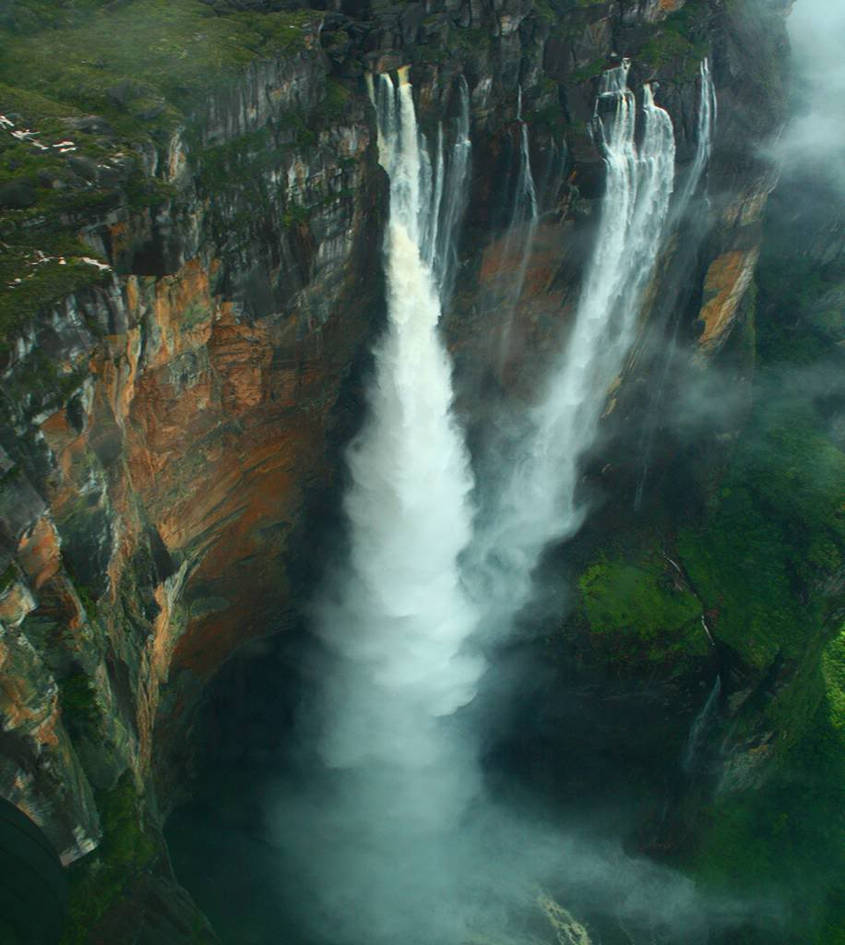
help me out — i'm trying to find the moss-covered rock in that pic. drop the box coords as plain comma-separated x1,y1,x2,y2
61,773,159,944
578,550,707,675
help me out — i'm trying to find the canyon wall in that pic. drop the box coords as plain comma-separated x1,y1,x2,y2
2,0,842,941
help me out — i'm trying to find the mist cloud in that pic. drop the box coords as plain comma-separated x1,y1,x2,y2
769,0,845,194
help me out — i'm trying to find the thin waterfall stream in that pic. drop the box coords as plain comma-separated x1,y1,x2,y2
497,85,540,371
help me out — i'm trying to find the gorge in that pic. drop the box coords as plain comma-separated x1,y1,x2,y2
0,0,843,943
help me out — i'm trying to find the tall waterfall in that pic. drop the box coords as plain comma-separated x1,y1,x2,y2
634,58,717,510
498,85,540,369
471,61,677,622
302,68,481,943
422,76,471,302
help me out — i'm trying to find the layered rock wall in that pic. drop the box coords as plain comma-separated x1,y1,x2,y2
0,0,803,938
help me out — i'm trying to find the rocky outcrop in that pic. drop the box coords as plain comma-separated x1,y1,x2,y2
0,16,384,931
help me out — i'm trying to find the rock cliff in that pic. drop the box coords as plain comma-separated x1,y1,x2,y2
2,0,841,942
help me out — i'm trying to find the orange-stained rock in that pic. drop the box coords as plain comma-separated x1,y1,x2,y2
17,517,63,591
696,249,759,355
0,581,36,627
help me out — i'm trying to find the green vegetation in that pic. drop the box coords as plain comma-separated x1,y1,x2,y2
671,156,845,939
0,1,316,120
692,628,845,942
61,773,159,945
0,242,112,348
636,0,710,77
0,0,320,342
678,410,845,673
59,671,102,736
569,57,606,85
578,551,706,672
0,562,17,594
73,582,101,623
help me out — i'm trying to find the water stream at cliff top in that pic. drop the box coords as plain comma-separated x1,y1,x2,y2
634,57,717,510
677,58,717,214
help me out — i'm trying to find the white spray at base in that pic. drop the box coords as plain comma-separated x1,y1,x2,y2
287,68,482,944
470,61,677,625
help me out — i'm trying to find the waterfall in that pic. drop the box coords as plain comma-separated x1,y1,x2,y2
682,675,722,772
322,65,480,783
677,57,717,212
471,61,677,623
300,68,480,943
498,85,541,369
515,85,539,220
431,75,471,301
256,64,750,945
634,57,717,510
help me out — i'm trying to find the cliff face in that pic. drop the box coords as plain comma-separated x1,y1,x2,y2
4,0,838,942
0,10,385,926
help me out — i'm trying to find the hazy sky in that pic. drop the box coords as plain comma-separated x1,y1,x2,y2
777,0,845,192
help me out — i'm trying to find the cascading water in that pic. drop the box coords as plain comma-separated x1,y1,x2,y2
425,75,471,302
633,58,717,510
682,675,722,773
283,68,482,944
515,85,540,221
677,58,717,212
319,66,480,774
471,61,677,624
497,85,541,370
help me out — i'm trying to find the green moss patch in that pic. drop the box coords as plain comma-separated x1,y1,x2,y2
692,626,845,942
0,1,317,121
636,0,710,77
578,551,706,673
58,671,102,738
678,412,845,672
61,773,159,945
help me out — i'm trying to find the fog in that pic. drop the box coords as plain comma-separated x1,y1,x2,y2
771,0,845,198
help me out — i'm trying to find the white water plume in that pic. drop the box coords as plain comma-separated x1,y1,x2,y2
318,66,480,776
286,68,482,943
471,62,677,624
